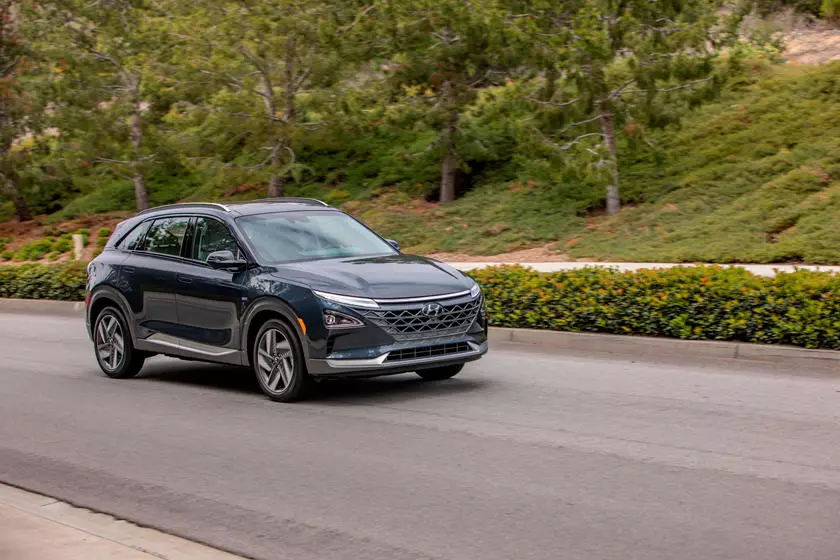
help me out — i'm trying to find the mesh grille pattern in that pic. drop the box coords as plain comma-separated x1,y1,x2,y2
385,342,472,362
360,299,480,341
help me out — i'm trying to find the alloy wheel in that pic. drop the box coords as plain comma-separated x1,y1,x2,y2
257,328,294,394
96,314,125,372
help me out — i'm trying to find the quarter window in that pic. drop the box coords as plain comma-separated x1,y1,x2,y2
117,221,150,251
191,217,239,262
141,217,190,257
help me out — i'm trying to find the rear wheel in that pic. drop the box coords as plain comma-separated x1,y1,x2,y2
93,307,145,379
252,319,310,402
416,363,464,381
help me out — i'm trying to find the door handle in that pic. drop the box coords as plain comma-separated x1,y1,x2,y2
123,266,136,274
176,273,193,284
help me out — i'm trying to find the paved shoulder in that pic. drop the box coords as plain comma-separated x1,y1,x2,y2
0,483,242,560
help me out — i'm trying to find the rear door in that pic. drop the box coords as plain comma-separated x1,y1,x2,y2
129,216,192,354
171,216,250,365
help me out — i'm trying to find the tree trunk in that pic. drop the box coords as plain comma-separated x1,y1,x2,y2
599,106,621,216
132,173,149,211
12,194,31,221
264,36,298,199
267,173,284,198
439,81,459,204
130,94,150,211
542,65,558,102
2,176,32,222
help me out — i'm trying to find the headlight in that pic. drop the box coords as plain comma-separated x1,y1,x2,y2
313,290,380,309
469,282,481,299
324,310,364,329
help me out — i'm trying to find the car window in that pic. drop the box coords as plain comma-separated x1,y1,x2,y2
192,217,239,262
141,217,190,257
236,211,396,263
117,221,150,251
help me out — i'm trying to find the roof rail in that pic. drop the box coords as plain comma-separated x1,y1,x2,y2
136,202,230,216
251,197,330,207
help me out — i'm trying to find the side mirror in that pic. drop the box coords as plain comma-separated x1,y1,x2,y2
206,250,248,272
386,239,400,251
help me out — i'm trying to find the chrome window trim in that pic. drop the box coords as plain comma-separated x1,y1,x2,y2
372,290,472,304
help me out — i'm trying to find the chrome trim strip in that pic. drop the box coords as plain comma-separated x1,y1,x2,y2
372,290,471,304
145,333,238,358
324,354,390,369
324,341,486,370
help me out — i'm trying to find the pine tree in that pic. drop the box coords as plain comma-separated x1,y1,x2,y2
165,0,373,198
0,1,33,220
520,0,723,215
36,0,172,211
375,0,519,203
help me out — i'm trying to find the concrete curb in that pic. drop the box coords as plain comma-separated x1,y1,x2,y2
0,298,85,316
3,298,838,368
490,328,840,368
0,482,243,559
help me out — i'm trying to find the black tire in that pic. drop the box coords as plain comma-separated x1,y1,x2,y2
93,306,145,379
416,363,464,381
252,319,310,402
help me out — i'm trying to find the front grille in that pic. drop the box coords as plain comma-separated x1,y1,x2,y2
360,298,480,341
385,342,472,362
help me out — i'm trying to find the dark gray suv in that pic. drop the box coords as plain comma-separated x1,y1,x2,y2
85,198,488,401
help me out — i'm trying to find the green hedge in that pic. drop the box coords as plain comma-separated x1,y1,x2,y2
3,262,840,350
0,263,87,301
472,265,840,350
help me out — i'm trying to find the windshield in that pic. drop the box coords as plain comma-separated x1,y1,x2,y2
237,211,397,263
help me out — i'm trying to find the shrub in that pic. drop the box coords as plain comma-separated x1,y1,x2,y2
97,228,112,249
15,238,55,261
4,263,840,351
822,0,840,19
0,263,87,301
471,265,840,350
52,234,73,254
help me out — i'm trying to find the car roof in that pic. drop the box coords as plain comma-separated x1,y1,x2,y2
135,198,335,219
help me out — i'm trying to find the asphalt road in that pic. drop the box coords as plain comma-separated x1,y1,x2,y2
2,313,840,560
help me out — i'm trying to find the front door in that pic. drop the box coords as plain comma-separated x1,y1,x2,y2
172,216,249,365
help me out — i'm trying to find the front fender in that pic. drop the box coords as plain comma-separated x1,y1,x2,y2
240,296,312,367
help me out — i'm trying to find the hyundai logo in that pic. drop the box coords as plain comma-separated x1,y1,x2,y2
421,302,442,317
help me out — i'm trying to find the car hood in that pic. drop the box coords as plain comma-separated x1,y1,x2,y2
270,254,472,299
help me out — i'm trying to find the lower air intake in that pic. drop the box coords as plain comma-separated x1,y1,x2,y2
385,342,472,362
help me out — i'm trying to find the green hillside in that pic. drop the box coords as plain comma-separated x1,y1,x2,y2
4,58,840,264
355,62,840,263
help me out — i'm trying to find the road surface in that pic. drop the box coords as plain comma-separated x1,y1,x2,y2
2,312,840,560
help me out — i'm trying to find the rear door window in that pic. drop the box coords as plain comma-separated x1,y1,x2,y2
141,217,191,257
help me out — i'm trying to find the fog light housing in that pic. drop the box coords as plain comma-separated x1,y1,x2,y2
324,310,364,329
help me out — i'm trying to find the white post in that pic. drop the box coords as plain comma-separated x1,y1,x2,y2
72,234,84,261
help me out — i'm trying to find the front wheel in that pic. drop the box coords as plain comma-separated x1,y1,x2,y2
253,319,310,402
416,363,464,381
93,307,145,379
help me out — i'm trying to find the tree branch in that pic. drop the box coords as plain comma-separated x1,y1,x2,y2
340,4,374,32
555,114,604,136
527,96,580,108
621,75,714,96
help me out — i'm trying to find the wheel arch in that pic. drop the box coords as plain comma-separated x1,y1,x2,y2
241,297,309,367
88,286,135,341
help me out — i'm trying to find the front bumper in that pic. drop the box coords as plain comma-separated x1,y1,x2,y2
307,337,488,377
